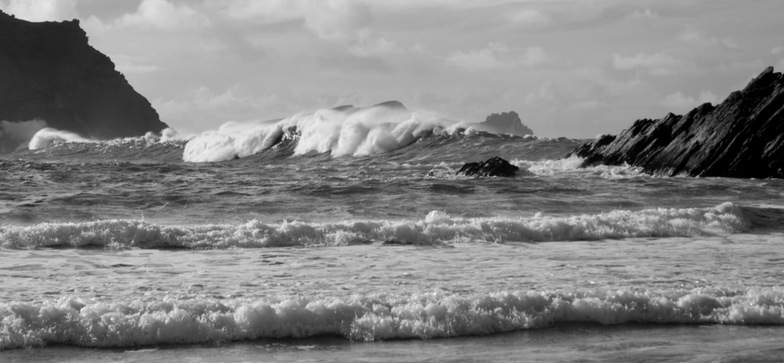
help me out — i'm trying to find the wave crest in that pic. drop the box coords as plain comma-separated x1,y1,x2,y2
0,203,748,249
2,287,783,349
183,102,456,162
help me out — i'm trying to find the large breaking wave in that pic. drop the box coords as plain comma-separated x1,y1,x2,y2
181,101,534,163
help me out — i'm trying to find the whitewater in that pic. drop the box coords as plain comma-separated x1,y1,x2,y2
2,102,784,362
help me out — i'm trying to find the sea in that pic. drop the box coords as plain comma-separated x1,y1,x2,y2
2,104,784,362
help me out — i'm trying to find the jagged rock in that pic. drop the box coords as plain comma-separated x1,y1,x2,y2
472,111,534,136
568,66,784,178
0,11,167,153
457,156,519,177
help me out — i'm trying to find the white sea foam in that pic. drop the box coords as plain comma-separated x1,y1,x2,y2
27,127,94,150
0,203,748,249
181,102,538,163
517,156,645,179
183,103,456,162
23,127,186,154
2,287,783,349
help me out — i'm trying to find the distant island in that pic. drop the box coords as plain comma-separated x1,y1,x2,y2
471,111,534,137
570,66,784,179
0,10,167,153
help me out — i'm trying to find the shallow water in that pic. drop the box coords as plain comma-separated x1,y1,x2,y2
4,325,784,362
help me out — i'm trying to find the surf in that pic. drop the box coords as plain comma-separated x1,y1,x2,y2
2,287,783,349
0,203,755,249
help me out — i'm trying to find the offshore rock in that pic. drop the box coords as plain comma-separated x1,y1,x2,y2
0,11,167,153
569,66,784,178
458,156,519,177
472,111,534,136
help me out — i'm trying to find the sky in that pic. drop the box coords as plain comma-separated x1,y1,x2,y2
2,0,784,138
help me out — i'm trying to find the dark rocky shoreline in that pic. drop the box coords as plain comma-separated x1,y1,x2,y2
569,67,784,178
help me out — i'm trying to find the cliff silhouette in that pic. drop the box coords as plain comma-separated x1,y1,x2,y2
569,67,784,178
0,10,167,152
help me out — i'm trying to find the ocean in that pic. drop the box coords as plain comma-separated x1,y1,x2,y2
2,107,784,362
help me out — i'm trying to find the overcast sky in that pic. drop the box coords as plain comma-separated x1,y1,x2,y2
2,0,784,137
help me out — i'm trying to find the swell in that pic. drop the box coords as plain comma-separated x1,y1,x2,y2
5,125,583,166
0,203,754,249
8,134,187,164
2,287,783,349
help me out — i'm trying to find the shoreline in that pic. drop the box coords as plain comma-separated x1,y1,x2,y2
3,323,783,362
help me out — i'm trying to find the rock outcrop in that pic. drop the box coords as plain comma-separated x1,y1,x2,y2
569,66,784,178
0,11,167,152
471,111,534,136
458,156,519,177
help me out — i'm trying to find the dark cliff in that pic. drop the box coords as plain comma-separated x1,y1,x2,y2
569,66,784,178
0,11,167,151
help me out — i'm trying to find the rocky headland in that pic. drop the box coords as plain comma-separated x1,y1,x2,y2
569,66,784,178
0,11,167,153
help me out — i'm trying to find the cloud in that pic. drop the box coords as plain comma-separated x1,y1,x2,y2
447,43,548,71
505,9,549,27
612,52,685,76
660,90,718,112
112,54,161,74
679,29,737,49
349,33,404,57
626,8,659,20
117,0,211,31
1,0,78,21
524,81,558,105
576,66,642,96
303,0,371,41
772,46,784,55
226,0,370,42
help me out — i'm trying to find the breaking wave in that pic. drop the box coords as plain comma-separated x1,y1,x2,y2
2,287,783,349
181,101,535,163
28,127,94,150
0,203,749,249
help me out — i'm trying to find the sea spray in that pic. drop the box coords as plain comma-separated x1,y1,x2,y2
182,102,456,162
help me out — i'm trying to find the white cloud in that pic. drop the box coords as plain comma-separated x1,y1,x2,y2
679,29,737,49
626,8,658,20
349,33,404,57
505,9,549,27
660,90,718,112
303,0,370,42
447,43,548,71
118,0,211,31
1,0,78,22
112,54,161,74
612,52,684,76
772,46,784,55
226,0,370,42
